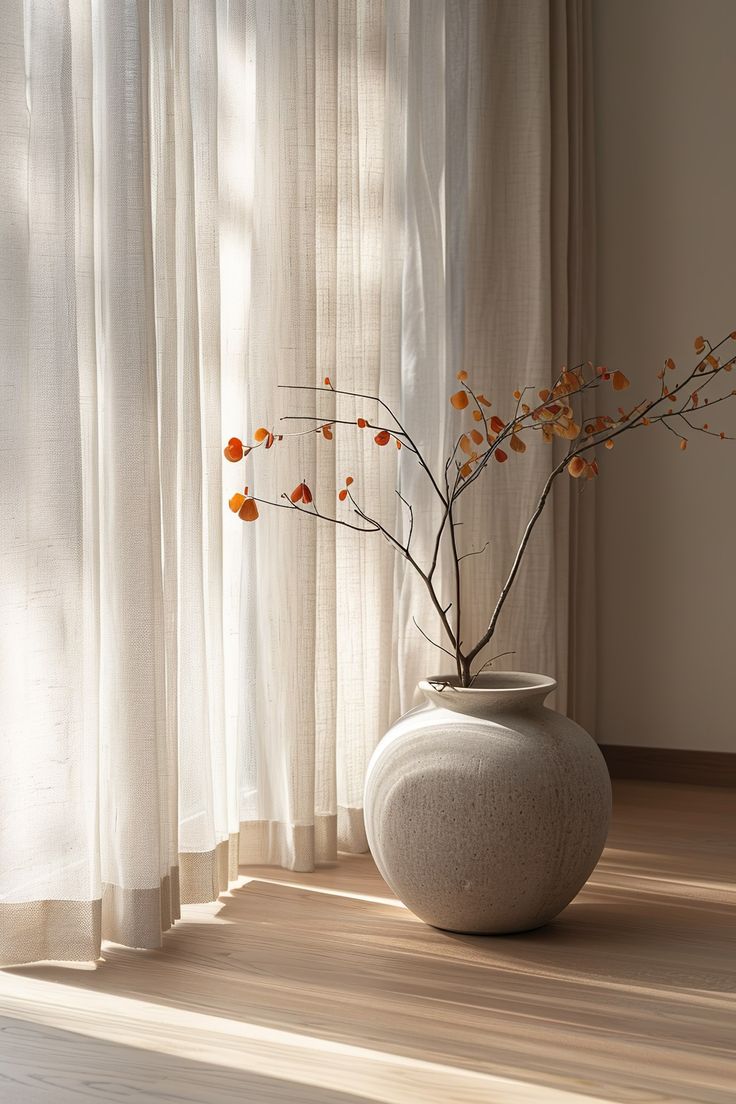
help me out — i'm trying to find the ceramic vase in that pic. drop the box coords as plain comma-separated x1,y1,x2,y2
364,672,611,934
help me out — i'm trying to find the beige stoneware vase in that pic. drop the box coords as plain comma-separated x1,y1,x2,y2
364,672,611,934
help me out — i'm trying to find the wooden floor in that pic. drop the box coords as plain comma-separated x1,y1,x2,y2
0,781,734,1104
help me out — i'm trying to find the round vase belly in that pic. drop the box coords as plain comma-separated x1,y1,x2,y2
364,672,611,934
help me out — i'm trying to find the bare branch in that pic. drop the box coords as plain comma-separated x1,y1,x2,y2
412,617,456,661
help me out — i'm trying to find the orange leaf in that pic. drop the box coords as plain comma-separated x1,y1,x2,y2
456,370,468,382
357,417,368,429
612,371,630,391
470,429,484,445
665,357,676,371
557,420,581,441
585,460,599,480
254,427,269,442
694,336,706,353
338,488,348,501
510,433,526,454
290,484,304,503
238,497,259,522
604,439,614,450
513,390,521,401
224,437,244,462
459,434,473,455
396,438,402,449
568,456,586,478
706,354,719,369
228,493,246,513
476,394,491,407
472,410,483,422
264,431,275,448
459,462,472,479
450,390,469,410
302,483,313,504
321,425,333,441
374,430,390,446
490,415,506,434
494,448,508,463
679,439,688,451
345,476,354,486
324,376,332,387
538,389,550,402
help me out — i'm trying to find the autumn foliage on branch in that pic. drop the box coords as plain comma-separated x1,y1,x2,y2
225,332,736,687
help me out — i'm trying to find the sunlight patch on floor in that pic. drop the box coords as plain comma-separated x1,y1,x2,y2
0,971,615,1104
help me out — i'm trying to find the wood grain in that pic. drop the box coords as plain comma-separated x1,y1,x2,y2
0,780,734,1103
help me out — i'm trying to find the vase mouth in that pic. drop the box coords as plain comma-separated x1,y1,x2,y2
418,671,557,717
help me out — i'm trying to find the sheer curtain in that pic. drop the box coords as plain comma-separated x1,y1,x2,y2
0,0,593,965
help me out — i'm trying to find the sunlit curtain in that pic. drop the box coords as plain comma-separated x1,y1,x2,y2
0,0,593,965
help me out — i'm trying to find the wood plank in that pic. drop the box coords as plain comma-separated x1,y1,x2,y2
0,780,734,1103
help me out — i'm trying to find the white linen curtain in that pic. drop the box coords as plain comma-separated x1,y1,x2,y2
0,0,593,965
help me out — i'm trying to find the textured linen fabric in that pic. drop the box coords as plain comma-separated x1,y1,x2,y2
0,0,594,964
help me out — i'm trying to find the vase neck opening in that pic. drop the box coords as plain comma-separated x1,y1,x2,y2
418,672,556,719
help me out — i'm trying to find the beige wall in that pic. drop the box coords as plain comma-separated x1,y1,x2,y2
593,0,736,751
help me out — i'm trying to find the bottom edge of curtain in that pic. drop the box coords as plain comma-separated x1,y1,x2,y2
179,833,239,905
237,807,368,871
0,866,180,968
0,810,372,966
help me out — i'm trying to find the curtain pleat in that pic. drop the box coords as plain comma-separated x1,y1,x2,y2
0,0,594,965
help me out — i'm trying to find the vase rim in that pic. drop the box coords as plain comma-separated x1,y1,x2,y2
419,671,557,695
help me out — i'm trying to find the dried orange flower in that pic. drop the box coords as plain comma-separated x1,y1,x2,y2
224,437,244,462
238,496,259,522
450,390,469,410
291,482,313,504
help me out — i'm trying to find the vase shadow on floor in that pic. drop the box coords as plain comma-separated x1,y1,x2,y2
436,887,736,994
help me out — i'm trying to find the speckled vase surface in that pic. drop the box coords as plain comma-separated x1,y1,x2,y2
364,672,611,934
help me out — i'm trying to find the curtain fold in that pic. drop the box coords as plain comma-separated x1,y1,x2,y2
0,0,594,965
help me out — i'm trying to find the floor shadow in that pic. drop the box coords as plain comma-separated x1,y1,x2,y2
0,1013,368,1104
